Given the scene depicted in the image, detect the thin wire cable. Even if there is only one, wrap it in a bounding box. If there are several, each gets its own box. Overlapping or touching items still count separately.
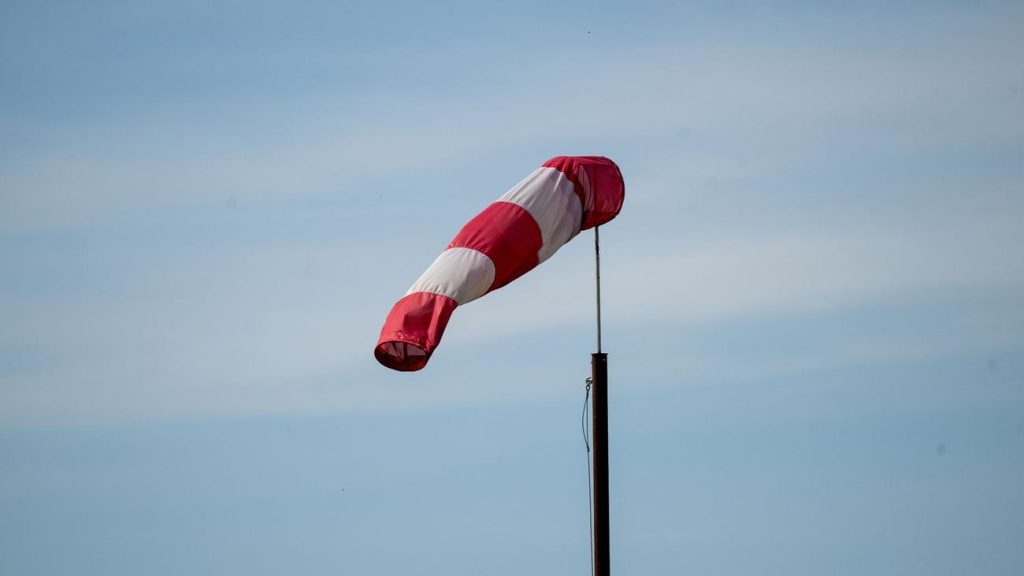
[582,378,594,576]
[595,226,602,353]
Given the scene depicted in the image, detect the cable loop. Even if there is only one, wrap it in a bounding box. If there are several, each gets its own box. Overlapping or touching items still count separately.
[582,375,594,575]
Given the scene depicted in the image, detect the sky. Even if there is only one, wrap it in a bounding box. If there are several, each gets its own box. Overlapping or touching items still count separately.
[1,1,1023,574]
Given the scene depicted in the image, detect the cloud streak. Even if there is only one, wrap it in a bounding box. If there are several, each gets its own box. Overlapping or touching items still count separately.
[1,2,1022,427]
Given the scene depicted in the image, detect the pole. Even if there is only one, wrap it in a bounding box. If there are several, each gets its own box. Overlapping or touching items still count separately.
[592,226,610,576]
[591,352,610,576]
[595,225,602,353]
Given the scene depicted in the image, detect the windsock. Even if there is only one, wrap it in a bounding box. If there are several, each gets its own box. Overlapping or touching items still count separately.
[375,156,625,371]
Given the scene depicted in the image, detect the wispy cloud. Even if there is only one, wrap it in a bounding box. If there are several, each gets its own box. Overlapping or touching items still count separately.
[1,3,1022,427]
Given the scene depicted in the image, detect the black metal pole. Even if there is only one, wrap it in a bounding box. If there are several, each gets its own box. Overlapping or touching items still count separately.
[591,351,610,576]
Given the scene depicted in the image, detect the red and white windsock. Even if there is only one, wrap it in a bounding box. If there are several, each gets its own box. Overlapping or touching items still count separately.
[374,156,625,371]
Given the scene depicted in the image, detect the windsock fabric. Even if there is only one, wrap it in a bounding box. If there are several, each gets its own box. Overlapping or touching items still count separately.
[375,156,624,371]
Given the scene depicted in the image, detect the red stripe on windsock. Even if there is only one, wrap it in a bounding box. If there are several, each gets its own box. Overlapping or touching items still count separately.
[375,291,458,371]
[447,201,543,292]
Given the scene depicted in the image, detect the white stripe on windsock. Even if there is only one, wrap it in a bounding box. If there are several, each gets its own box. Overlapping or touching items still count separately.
[498,167,582,263]
[405,247,495,305]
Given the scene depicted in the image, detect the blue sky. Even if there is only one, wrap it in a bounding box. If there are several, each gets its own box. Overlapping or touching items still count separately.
[2,1,1023,574]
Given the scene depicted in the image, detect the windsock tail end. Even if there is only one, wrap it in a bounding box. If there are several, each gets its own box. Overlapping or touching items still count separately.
[374,340,429,372]
[374,292,458,372]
